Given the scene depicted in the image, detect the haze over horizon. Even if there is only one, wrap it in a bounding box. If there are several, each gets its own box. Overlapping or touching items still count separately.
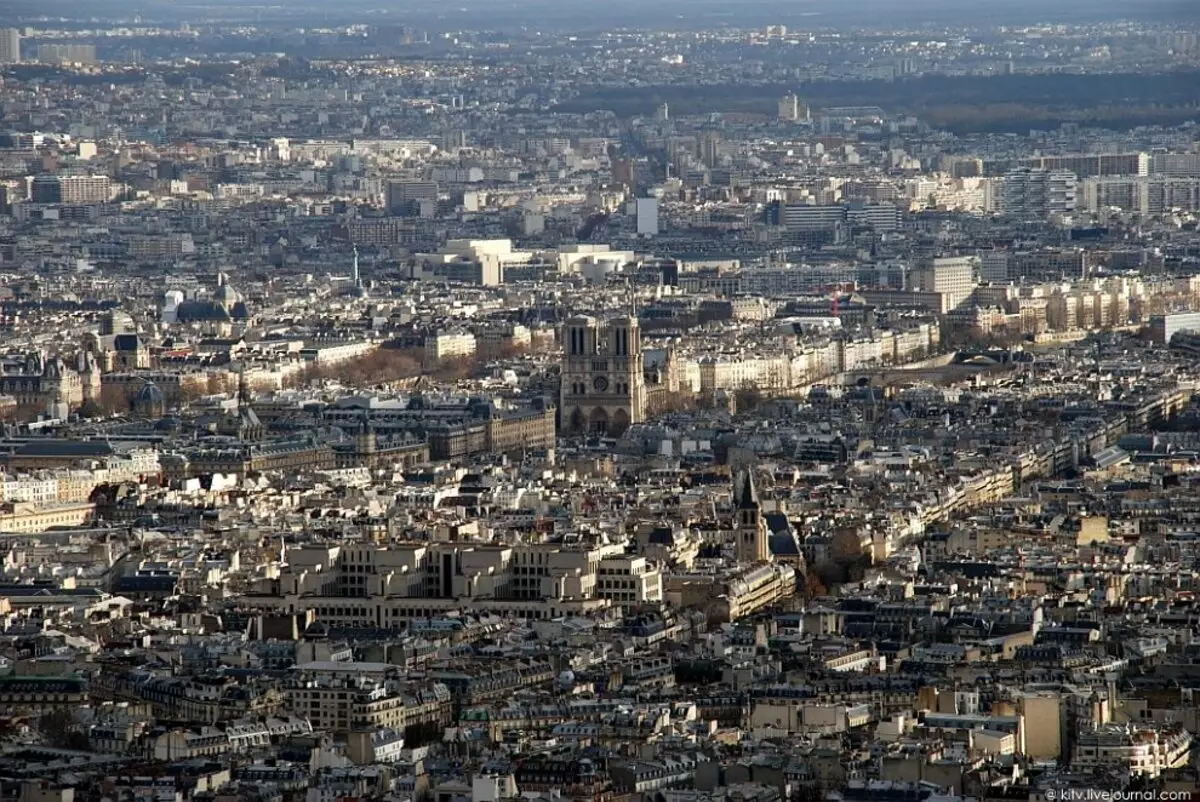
[1,0,1194,30]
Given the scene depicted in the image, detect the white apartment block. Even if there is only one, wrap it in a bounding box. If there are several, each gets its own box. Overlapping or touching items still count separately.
[423,332,477,365]
[1080,176,1200,214]
[268,541,665,626]
[999,168,1077,218]
[1073,724,1191,778]
[285,661,450,735]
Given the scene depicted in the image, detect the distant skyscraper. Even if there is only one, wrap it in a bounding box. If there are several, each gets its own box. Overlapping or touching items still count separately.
[699,132,722,168]
[778,92,800,122]
[655,103,669,122]
[636,198,659,236]
[0,29,20,63]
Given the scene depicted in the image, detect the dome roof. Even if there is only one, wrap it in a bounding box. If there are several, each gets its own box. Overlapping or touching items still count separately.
[135,382,165,405]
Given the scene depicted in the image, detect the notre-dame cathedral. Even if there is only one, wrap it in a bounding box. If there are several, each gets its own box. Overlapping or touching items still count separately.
[560,315,647,436]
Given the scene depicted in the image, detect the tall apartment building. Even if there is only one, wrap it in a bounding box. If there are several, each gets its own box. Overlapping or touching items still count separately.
[636,197,659,235]
[1151,153,1200,177]
[31,174,112,204]
[979,249,1087,283]
[982,153,1148,178]
[1080,176,1200,214]
[385,180,438,216]
[767,201,899,234]
[911,256,979,311]
[1148,312,1200,345]
[1035,153,1148,177]
[422,331,477,365]
[1073,724,1190,778]
[778,92,800,122]
[846,202,901,232]
[978,251,1012,284]
[37,44,97,65]
[0,29,20,63]
[560,315,646,437]
[770,203,845,231]
[999,168,1077,218]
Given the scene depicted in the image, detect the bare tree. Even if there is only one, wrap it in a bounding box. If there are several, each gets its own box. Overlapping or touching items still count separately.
[38,709,89,750]
[734,384,766,414]
[97,385,131,416]
[802,571,828,602]
[498,341,531,359]
[206,373,233,395]
[648,390,698,416]
[290,348,427,389]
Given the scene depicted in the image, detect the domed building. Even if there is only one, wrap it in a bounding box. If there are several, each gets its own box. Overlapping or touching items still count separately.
[132,382,166,419]
[214,279,241,311]
[172,273,250,324]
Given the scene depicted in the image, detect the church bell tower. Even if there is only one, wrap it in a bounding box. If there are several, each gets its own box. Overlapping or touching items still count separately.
[734,469,769,564]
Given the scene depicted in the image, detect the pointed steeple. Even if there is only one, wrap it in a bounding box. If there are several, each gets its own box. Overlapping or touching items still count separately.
[237,367,251,408]
[735,468,759,510]
[734,468,768,564]
[234,367,263,441]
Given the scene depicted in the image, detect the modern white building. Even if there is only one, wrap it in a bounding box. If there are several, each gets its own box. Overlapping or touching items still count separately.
[911,256,979,311]
[1080,176,1200,214]
[999,168,1077,218]
[636,197,659,235]
[1073,724,1191,778]
[423,331,477,365]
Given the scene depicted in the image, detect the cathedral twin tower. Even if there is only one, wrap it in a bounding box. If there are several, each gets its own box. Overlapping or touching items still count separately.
[558,314,772,567]
[560,315,647,437]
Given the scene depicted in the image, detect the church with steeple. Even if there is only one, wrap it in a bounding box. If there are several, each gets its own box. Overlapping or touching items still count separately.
[734,468,769,564]
[217,369,264,441]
